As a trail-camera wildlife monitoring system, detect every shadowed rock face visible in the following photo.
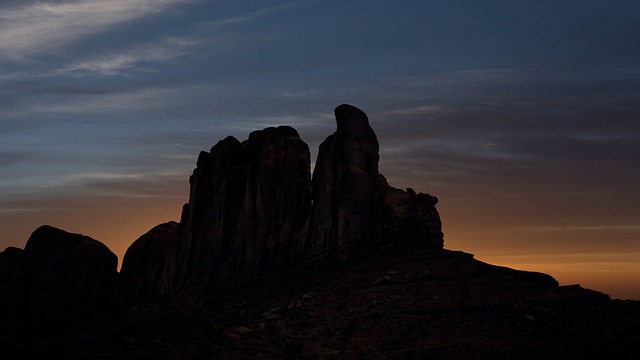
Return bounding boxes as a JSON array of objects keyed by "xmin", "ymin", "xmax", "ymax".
[
  {"xmin": 300, "ymin": 104, "xmax": 381, "ymax": 262},
  {"xmin": 227, "ymin": 126, "xmax": 312, "ymax": 275},
  {"xmin": 118, "ymin": 221, "xmax": 181, "ymax": 305},
  {"xmin": 175, "ymin": 135, "xmax": 247, "ymax": 286},
  {"xmin": 175, "ymin": 126, "xmax": 312, "ymax": 287},
  {"xmin": 300, "ymin": 104, "xmax": 443, "ymax": 265},
  {"xmin": 0, "ymin": 225, "xmax": 118, "ymax": 321},
  {"xmin": 173, "ymin": 104, "xmax": 444, "ymax": 289}
]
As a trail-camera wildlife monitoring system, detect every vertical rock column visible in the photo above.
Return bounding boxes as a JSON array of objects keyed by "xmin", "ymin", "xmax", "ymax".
[
  {"xmin": 175, "ymin": 136, "xmax": 247, "ymax": 287},
  {"xmin": 175, "ymin": 126, "xmax": 311, "ymax": 286},
  {"xmin": 303, "ymin": 104, "xmax": 381, "ymax": 262},
  {"xmin": 226, "ymin": 126, "xmax": 311, "ymax": 275}
]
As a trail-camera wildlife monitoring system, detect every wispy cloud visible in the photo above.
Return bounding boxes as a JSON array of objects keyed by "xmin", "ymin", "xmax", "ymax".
[
  {"xmin": 0, "ymin": 0, "xmax": 189, "ymax": 60},
  {"xmin": 6, "ymin": 83, "xmax": 218, "ymax": 117},
  {"xmin": 0, "ymin": 1, "xmax": 312, "ymax": 73},
  {"xmin": 62, "ymin": 169, "xmax": 189, "ymax": 199},
  {"xmin": 63, "ymin": 37, "xmax": 197, "ymax": 75},
  {"xmin": 195, "ymin": 1, "xmax": 313, "ymax": 30}
]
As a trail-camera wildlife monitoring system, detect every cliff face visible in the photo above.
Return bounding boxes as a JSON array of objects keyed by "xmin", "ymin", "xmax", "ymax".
[
  {"xmin": 174, "ymin": 125, "xmax": 313, "ymax": 287},
  {"xmin": 172, "ymin": 104, "xmax": 444, "ymax": 289},
  {"xmin": 300, "ymin": 104, "xmax": 443, "ymax": 266}
]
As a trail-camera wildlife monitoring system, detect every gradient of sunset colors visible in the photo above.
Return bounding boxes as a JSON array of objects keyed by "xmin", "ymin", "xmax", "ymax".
[{"xmin": 1, "ymin": 1, "xmax": 639, "ymax": 299}]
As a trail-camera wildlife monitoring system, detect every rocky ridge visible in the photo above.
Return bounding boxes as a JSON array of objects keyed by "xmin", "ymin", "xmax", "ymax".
[{"xmin": 1, "ymin": 104, "xmax": 638, "ymax": 359}]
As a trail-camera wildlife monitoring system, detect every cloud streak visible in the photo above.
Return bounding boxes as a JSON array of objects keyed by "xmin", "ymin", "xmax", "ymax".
[
  {"xmin": 195, "ymin": 1, "xmax": 314, "ymax": 30},
  {"xmin": 60, "ymin": 1, "xmax": 308, "ymax": 77},
  {"xmin": 63, "ymin": 37, "xmax": 197, "ymax": 75},
  {"xmin": 0, "ymin": 0, "xmax": 189, "ymax": 60}
]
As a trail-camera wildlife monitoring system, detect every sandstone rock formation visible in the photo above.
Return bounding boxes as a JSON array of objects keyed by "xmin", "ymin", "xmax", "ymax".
[
  {"xmin": 0, "ymin": 225, "xmax": 118, "ymax": 322},
  {"xmin": 175, "ymin": 126, "xmax": 312, "ymax": 287},
  {"xmin": 299, "ymin": 104, "xmax": 443, "ymax": 267},
  {"xmin": 173, "ymin": 104, "xmax": 444, "ymax": 290},
  {"xmin": 118, "ymin": 221, "xmax": 181, "ymax": 306}
]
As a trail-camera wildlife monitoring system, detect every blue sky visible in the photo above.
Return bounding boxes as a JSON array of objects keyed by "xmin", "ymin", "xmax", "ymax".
[{"xmin": 1, "ymin": 0, "xmax": 639, "ymax": 299}]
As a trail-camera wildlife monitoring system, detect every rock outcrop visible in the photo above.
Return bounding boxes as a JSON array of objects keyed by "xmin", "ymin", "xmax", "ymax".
[
  {"xmin": 118, "ymin": 221, "xmax": 181, "ymax": 306},
  {"xmin": 173, "ymin": 104, "xmax": 444, "ymax": 290},
  {"xmin": 175, "ymin": 126, "xmax": 312, "ymax": 287},
  {"xmin": 299, "ymin": 104, "xmax": 443, "ymax": 266},
  {"xmin": 0, "ymin": 225, "xmax": 118, "ymax": 322}
]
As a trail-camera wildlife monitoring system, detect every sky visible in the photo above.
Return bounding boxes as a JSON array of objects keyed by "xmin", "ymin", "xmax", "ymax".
[{"xmin": 1, "ymin": 0, "xmax": 639, "ymax": 300}]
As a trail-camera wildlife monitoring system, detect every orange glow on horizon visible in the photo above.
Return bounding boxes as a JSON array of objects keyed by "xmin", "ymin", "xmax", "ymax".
[
  {"xmin": 443, "ymin": 224, "xmax": 640, "ymax": 301},
  {"xmin": 4, "ymin": 189, "xmax": 638, "ymax": 301}
]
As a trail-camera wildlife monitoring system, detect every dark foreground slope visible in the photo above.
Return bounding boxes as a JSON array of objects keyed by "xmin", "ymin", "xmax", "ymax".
[{"xmin": 3, "ymin": 242, "xmax": 639, "ymax": 359}]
